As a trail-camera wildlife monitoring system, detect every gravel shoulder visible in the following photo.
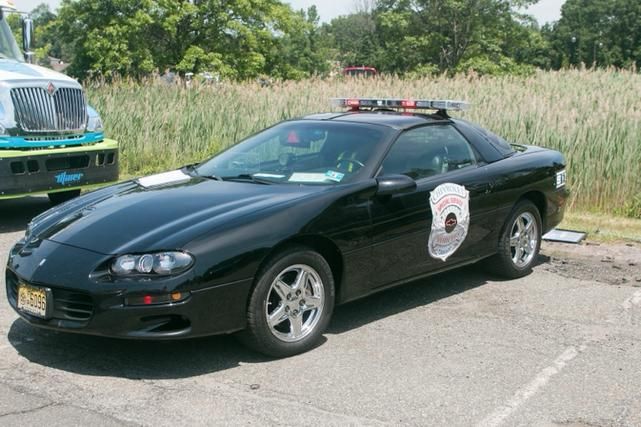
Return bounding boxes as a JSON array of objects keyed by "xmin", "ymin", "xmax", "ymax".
[{"xmin": 542, "ymin": 240, "xmax": 641, "ymax": 286}]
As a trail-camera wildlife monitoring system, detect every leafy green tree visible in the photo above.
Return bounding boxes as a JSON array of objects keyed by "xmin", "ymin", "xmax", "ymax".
[
  {"xmin": 27, "ymin": 0, "xmax": 590, "ymax": 79},
  {"xmin": 374, "ymin": 0, "xmax": 538, "ymax": 75},
  {"xmin": 29, "ymin": 3, "xmax": 56, "ymax": 27},
  {"xmin": 269, "ymin": 6, "xmax": 331, "ymax": 79},
  {"xmin": 175, "ymin": 46, "xmax": 229, "ymax": 76},
  {"xmin": 180, "ymin": 0, "xmax": 294, "ymax": 79},
  {"xmin": 40, "ymin": 0, "xmax": 305, "ymax": 80},
  {"xmin": 52, "ymin": 0, "xmax": 155, "ymax": 79},
  {"xmin": 548, "ymin": 0, "xmax": 641, "ymax": 68},
  {"xmin": 5, "ymin": 3, "xmax": 65, "ymax": 64},
  {"xmin": 321, "ymin": 11, "xmax": 381, "ymax": 69},
  {"xmin": 30, "ymin": 3, "xmax": 71, "ymax": 63}
]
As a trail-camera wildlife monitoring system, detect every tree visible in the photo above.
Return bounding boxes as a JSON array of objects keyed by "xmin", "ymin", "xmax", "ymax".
[
  {"xmin": 51, "ymin": 0, "xmax": 156, "ymax": 79},
  {"xmin": 269, "ymin": 6, "xmax": 331, "ymax": 79},
  {"xmin": 30, "ymin": 3, "xmax": 70, "ymax": 63},
  {"xmin": 373, "ymin": 0, "xmax": 538, "ymax": 75},
  {"xmin": 27, "ymin": 0, "xmax": 573, "ymax": 79},
  {"xmin": 5, "ymin": 3, "xmax": 66, "ymax": 64},
  {"xmin": 548, "ymin": 0, "xmax": 641, "ymax": 68},
  {"xmin": 322, "ymin": 11, "xmax": 380, "ymax": 69},
  {"xmin": 42, "ymin": 0, "xmax": 309, "ymax": 80}
]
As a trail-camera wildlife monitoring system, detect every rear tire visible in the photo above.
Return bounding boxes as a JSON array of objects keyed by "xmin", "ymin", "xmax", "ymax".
[
  {"xmin": 238, "ymin": 246, "xmax": 335, "ymax": 358},
  {"xmin": 485, "ymin": 200, "xmax": 542, "ymax": 279},
  {"xmin": 48, "ymin": 189, "xmax": 81, "ymax": 205}
]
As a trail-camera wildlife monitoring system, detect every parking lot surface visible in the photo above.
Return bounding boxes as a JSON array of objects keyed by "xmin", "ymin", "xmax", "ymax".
[{"xmin": 1, "ymin": 196, "xmax": 641, "ymax": 426}]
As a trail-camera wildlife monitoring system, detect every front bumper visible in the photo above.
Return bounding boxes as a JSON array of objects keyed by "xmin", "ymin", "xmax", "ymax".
[
  {"xmin": 0, "ymin": 139, "xmax": 119, "ymax": 199},
  {"xmin": 5, "ymin": 239, "xmax": 252, "ymax": 339}
]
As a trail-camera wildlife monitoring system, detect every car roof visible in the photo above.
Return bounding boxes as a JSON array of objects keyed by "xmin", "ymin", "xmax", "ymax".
[{"xmin": 301, "ymin": 111, "xmax": 451, "ymax": 130}]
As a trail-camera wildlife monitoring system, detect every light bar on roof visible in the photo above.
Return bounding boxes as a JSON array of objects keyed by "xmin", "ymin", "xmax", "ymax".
[{"xmin": 331, "ymin": 98, "xmax": 471, "ymax": 112}]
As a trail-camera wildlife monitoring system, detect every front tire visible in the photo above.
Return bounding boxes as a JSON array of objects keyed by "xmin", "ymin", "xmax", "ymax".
[
  {"xmin": 48, "ymin": 189, "xmax": 81, "ymax": 205},
  {"xmin": 239, "ymin": 247, "xmax": 335, "ymax": 357},
  {"xmin": 486, "ymin": 200, "xmax": 542, "ymax": 279}
]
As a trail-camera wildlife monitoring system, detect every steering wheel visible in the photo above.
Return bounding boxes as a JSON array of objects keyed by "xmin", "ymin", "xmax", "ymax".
[{"xmin": 336, "ymin": 158, "xmax": 365, "ymax": 173}]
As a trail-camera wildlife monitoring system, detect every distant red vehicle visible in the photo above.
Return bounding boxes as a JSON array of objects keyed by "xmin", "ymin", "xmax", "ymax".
[{"xmin": 342, "ymin": 66, "xmax": 378, "ymax": 77}]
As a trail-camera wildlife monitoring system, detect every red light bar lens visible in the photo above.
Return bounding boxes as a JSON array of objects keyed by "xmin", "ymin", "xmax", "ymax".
[
  {"xmin": 331, "ymin": 98, "xmax": 470, "ymax": 112},
  {"xmin": 143, "ymin": 295, "xmax": 152, "ymax": 305}
]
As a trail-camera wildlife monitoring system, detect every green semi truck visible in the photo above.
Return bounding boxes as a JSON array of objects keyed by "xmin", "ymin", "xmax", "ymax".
[{"xmin": 0, "ymin": 1, "xmax": 118, "ymax": 204}]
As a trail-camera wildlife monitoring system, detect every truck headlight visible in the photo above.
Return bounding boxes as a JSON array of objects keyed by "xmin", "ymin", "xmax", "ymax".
[
  {"xmin": 111, "ymin": 251, "xmax": 194, "ymax": 276},
  {"xmin": 86, "ymin": 105, "xmax": 104, "ymax": 132}
]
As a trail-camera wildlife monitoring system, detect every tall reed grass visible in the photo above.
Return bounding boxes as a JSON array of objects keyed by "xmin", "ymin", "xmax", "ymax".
[{"xmin": 87, "ymin": 69, "xmax": 641, "ymax": 216}]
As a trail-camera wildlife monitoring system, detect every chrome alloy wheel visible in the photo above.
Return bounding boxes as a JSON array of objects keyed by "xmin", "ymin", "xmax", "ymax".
[
  {"xmin": 509, "ymin": 211, "xmax": 539, "ymax": 268},
  {"xmin": 265, "ymin": 264, "xmax": 325, "ymax": 343}
]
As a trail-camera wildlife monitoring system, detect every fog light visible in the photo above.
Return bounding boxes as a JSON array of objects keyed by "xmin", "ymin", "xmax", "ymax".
[{"xmin": 126, "ymin": 291, "xmax": 190, "ymax": 306}]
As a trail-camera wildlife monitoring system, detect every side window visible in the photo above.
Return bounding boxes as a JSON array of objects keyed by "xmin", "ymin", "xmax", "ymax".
[{"xmin": 380, "ymin": 125, "xmax": 477, "ymax": 180}]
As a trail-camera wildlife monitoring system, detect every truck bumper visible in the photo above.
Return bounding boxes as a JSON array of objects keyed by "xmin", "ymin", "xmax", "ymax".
[{"xmin": 0, "ymin": 139, "xmax": 119, "ymax": 199}]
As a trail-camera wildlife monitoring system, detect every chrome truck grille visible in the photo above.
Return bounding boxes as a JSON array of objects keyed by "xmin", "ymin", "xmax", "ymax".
[{"xmin": 10, "ymin": 87, "xmax": 88, "ymax": 133}]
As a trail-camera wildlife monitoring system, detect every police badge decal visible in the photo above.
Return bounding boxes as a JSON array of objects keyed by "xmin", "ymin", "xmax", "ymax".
[{"xmin": 428, "ymin": 183, "xmax": 470, "ymax": 261}]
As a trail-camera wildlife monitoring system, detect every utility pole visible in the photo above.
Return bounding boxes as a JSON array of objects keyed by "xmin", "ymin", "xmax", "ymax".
[
  {"xmin": 593, "ymin": 41, "xmax": 603, "ymax": 66},
  {"xmin": 571, "ymin": 36, "xmax": 577, "ymax": 66}
]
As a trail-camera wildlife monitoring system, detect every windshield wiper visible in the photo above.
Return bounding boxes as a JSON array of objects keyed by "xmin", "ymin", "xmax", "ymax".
[
  {"xmin": 182, "ymin": 164, "xmax": 222, "ymax": 181},
  {"xmin": 221, "ymin": 174, "xmax": 274, "ymax": 185}
]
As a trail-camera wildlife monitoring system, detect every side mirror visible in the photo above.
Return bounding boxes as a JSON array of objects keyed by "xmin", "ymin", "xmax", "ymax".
[
  {"xmin": 376, "ymin": 174, "xmax": 416, "ymax": 197},
  {"xmin": 22, "ymin": 17, "xmax": 35, "ymax": 63}
]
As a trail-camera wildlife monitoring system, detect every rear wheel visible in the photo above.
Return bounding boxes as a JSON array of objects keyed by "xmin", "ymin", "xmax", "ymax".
[
  {"xmin": 48, "ymin": 189, "xmax": 81, "ymax": 205},
  {"xmin": 486, "ymin": 200, "xmax": 542, "ymax": 279},
  {"xmin": 238, "ymin": 247, "xmax": 335, "ymax": 357}
]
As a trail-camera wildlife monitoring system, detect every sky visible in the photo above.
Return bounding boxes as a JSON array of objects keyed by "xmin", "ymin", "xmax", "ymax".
[
  {"xmin": 287, "ymin": 0, "xmax": 566, "ymax": 24},
  {"xmin": 18, "ymin": 0, "xmax": 565, "ymax": 25}
]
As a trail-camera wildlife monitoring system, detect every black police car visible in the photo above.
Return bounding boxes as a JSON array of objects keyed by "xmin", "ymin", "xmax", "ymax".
[{"xmin": 6, "ymin": 98, "xmax": 568, "ymax": 357}]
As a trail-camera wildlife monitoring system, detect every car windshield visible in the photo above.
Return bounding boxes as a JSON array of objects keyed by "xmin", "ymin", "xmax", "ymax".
[
  {"xmin": 0, "ymin": 13, "xmax": 25, "ymax": 61},
  {"xmin": 195, "ymin": 121, "xmax": 391, "ymax": 185}
]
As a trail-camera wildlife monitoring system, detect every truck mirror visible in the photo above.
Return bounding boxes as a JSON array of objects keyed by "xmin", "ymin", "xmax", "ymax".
[{"xmin": 22, "ymin": 17, "xmax": 34, "ymax": 63}]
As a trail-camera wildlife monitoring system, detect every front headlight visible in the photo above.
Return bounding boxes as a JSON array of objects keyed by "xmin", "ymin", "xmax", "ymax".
[
  {"xmin": 111, "ymin": 251, "xmax": 194, "ymax": 276},
  {"xmin": 86, "ymin": 105, "xmax": 104, "ymax": 132}
]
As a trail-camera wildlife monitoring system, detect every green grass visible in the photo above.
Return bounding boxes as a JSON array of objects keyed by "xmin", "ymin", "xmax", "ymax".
[
  {"xmin": 87, "ymin": 69, "xmax": 641, "ymax": 217},
  {"xmin": 560, "ymin": 211, "xmax": 641, "ymax": 243}
]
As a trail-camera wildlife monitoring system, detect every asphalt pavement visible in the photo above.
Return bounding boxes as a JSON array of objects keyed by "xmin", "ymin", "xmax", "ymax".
[{"xmin": 1, "ymin": 196, "xmax": 640, "ymax": 426}]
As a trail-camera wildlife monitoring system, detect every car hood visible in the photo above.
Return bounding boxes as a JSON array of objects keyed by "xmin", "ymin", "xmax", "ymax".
[{"xmin": 29, "ymin": 173, "xmax": 323, "ymax": 255}]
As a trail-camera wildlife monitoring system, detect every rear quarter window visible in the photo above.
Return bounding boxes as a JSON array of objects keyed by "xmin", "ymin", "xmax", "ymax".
[{"xmin": 470, "ymin": 124, "xmax": 514, "ymax": 157}]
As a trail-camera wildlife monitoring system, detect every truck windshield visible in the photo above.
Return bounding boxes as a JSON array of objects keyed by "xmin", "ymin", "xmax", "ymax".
[{"xmin": 0, "ymin": 13, "xmax": 24, "ymax": 61}]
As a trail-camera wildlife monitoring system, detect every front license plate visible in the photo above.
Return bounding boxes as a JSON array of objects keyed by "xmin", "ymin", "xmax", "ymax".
[{"xmin": 17, "ymin": 284, "xmax": 50, "ymax": 318}]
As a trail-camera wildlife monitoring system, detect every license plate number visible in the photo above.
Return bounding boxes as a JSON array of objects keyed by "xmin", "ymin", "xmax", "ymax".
[{"xmin": 17, "ymin": 284, "xmax": 50, "ymax": 318}]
